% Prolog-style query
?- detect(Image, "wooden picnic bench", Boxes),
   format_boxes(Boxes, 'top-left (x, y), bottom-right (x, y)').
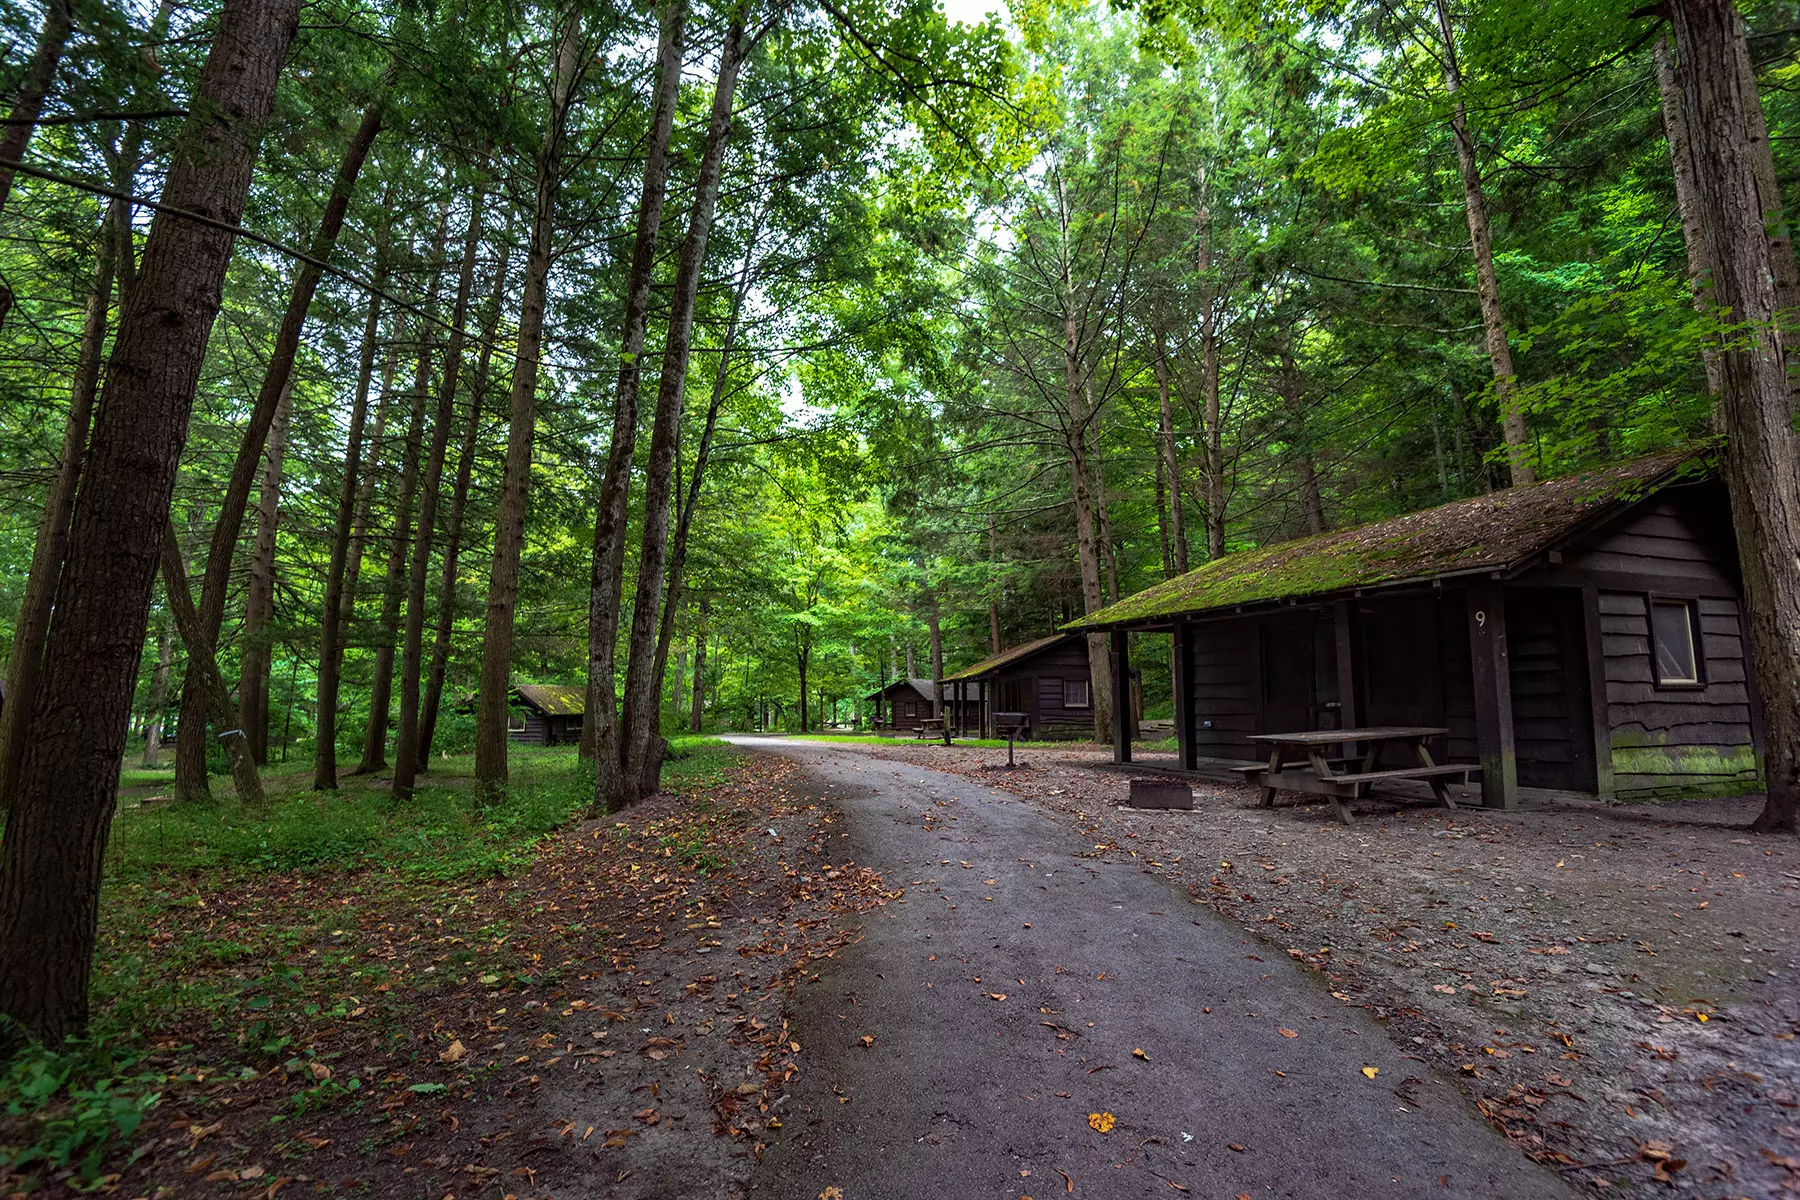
top-left (916, 717), bottom-right (946, 740)
top-left (1240, 727), bottom-right (1479, 826)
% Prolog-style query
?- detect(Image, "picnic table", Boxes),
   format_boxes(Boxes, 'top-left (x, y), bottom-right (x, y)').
top-left (1239, 726), bottom-right (1479, 826)
top-left (916, 717), bottom-right (946, 740)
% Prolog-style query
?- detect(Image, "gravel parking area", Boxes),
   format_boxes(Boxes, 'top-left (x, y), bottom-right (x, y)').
top-left (835, 738), bottom-right (1800, 1197)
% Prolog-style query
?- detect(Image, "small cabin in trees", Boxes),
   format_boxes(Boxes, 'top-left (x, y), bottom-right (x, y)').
top-left (865, 678), bottom-right (980, 733)
top-left (1071, 451), bottom-right (1765, 804)
top-left (508, 684), bottom-right (585, 746)
top-left (942, 634), bottom-right (1096, 739)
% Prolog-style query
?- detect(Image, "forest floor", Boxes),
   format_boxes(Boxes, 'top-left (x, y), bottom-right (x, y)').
top-left (0, 742), bottom-right (897, 1199)
top-left (822, 737), bottom-right (1800, 1197)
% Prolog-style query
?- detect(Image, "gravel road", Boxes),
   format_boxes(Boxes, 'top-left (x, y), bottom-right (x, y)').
top-left (735, 738), bottom-right (1570, 1200)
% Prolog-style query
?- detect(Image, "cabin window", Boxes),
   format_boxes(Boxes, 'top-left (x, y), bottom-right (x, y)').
top-left (903, 700), bottom-right (917, 718)
top-left (507, 713), bottom-right (527, 732)
top-left (1650, 598), bottom-right (1703, 687)
top-left (1063, 678), bottom-right (1090, 708)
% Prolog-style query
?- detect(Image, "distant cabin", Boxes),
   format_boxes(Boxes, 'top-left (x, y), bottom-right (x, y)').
top-left (509, 684), bottom-right (585, 746)
top-left (942, 634), bottom-right (1095, 739)
top-left (1072, 450), bottom-right (1765, 803)
top-left (864, 678), bottom-right (978, 733)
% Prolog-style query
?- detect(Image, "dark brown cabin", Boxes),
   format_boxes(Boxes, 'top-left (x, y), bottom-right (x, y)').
top-left (864, 678), bottom-right (979, 733)
top-left (1072, 451), bottom-right (1764, 804)
top-left (942, 634), bottom-right (1096, 739)
top-left (508, 684), bottom-right (585, 746)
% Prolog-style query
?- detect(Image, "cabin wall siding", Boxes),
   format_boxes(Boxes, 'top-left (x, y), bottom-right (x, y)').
top-left (1187, 616), bottom-right (1261, 760)
top-left (1594, 592), bottom-right (1757, 796)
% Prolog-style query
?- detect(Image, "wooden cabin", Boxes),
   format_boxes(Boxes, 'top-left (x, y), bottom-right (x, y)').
top-left (864, 678), bottom-right (980, 733)
top-left (508, 684), bottom-right (585, 746)
top-left (1071, 450), bottom-right (1765, 804)
top-left (942, 634), bottom-right (1097, 739)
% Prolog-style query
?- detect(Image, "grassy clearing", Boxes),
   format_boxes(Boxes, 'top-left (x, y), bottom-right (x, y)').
top-left (1, 737), bottom-right (737, 1187)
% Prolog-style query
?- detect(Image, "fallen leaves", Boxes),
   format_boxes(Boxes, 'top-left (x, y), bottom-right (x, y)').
top-left (438, 1039), bottom-right (468, 1064)
top-left (1360, 1066), bottom-right (1379, 1079)
top-left (1087, 1111), bottom-right (1116, 1133)
top-left (988, 992), bottom-right (1008, 1001)
top-left (1277, 1028), bottom-right (1299, 1038)
top-left (1132, 1047), bottom-right (1150, 1060)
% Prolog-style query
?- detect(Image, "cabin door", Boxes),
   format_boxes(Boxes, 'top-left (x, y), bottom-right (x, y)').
top-left (1259, 617), bottom-right (1315, 734)
top-left (1504, 588), bottom-right (1598, 792)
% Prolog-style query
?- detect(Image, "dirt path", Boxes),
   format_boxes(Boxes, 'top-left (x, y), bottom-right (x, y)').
top-left (735, 738), bottom-right (1569, 1200)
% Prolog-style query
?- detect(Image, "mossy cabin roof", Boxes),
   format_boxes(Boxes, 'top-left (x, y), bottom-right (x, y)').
top-left (944, 634), bottom-right (1078, 683)
top-left (1068, 449), bottom-right (1708, 630)
top-left (512, 684), bottom-right (585, 716)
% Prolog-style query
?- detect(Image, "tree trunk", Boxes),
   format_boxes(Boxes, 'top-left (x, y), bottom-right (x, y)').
top-left (476, 10), bottom-right (588, 795)
top-left (925, 593), bottom-right (946, 743)
top-left (1668, 0), bottom-right (1800, 834)
top-left (585, 0), bottom-right (687, 801)
top-left (1653, 35), bottom-right (1724, 397)
top-left (314, 277), bottom-right (386, 789)
top-left (394, 185), bottom-right (487, 798)
top-left (1278, 347), bottom-right (1326, 535)
top-left (0, 0), bottom-right (73, 327)
top-left (689, 594), bottom-right (708, 734)
top-left (988, 512), bottom-right (1004, 650)
top-left (238, 376), bottom-right (292, 764)
top-left (1433, 0), bottom-right (1533, 486)
top-left (159, 525), bottom-right (262, 804)
top-left (175, 96), bottom-right (385, 793)
top-left (0, 0), bottom-right (298, 1043)
top-left (0, 195), bottom-right (122, 805)
top-left (359, 312), bottom-right (433, 775)
top-left (1060, 265), bottom-right (1114, 741)
top-left (422, 230), bottom-right (511, 768)
top-left (619, 14), bottom-right (745, 799)
top-left (142, 615), bottom-right (172, 766)
top-left (1194, 172), bottom-right (1226, 561)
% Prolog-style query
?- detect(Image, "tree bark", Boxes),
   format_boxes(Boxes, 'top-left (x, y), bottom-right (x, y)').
top-left (689, 593), bottom-right (708, 734)
top-left (0, 193), bottom-right (121, 805)
top-left (1668, 0), bottom-right (1800, 834)
top-left (0, 0), bottom-right (297, 1043)
top-left (1152, 323), bottom-right (1187, 577)
top-left (1278, 347), bottom-right (1326, 535)
top-left (142, 614), bottom-right (172, 766)
top-left (359, 302), bottom-right (435, 775)
top-left (585, 0), bottom-right (687, 802)
top-left (175, 96), bottom-right (385, 793)
top-left (643, 230), bottom-right (758, 786)
top-left (237, 376), bottom-right (292, 764)
top-left (619, 15), bottom-right (746, 799)
top-left (1051, 169), bottom-right (1116, 744)
top-left (422, 230), bottom-right (511, 767)
top-left (1653, 35), bottom-right (1724, 397)
top-left (314, 275), bottom-right (386, 789)
top-left (394, 185), bottom-right (487, 798)
top-left (475, 10), bottom-right (588, 795)
top-left (1194, 169), bottom-right (1226, 560)
top-left (159, 525), bottom-right (262, 804)
top-left (1433, 0), bottom-right (1533, 486)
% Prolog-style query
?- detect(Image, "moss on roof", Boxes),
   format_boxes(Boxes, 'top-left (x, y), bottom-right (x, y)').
top-left (944, 634), bottom-right (1078, 682)
top-left (512, 684), bottom-right (585, 716)
top-left (1068, 449), bottom-right (1708, 630)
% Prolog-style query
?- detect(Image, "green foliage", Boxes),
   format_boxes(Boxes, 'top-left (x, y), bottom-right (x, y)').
top-left (0, 1041), bottom-right (161, 1188)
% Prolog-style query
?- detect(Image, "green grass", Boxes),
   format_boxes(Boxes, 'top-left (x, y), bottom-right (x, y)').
top-left (0, 737), bottom-right (740, 1185)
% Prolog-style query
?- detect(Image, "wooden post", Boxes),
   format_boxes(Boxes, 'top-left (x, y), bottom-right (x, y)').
top-left (1333, 600), bottom-right (1358, 729)
top-left (1580, 586), bottom-right (1616, 797)
top-left (1171, 619), bottom-right (1196, 770)
top-left (1111, 628), bottom-right (1131, 763)
top-left (1466, 579), bottom-right (1519, 809)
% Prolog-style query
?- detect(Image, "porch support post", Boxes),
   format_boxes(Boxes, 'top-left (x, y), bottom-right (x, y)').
top-left (1580, 585), bottom-right (1616, 797)
top-left (1171, 619), bottom-right (1196, 770)
top-left (1333, 600), bottom-right (1358, 730)
top-left (1467, 579), bottom-right (1519, 809)
top-left (1111, 628), bottom-right (1131, 763)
